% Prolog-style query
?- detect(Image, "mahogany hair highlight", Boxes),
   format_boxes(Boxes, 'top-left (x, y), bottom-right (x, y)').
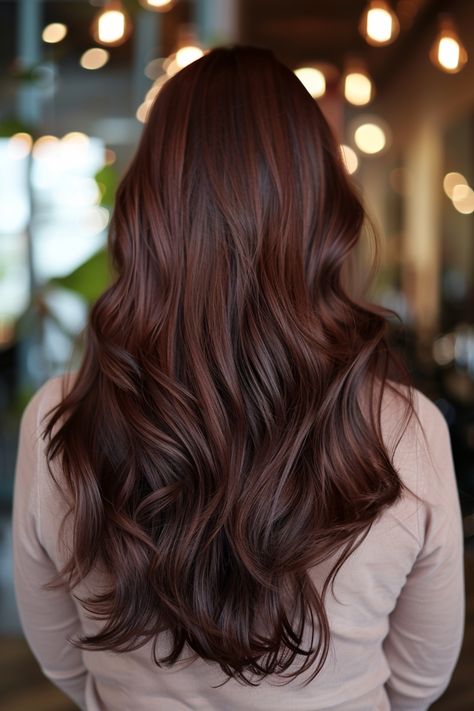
top-left (42, 45), bottom-right (417, 686)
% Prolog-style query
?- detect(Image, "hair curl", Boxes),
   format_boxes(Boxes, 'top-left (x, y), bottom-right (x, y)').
top-left (43, 45), bottom-right (416, 687)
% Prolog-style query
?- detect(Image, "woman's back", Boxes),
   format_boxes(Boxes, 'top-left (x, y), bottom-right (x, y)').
top-left (13, 373), bottom-right (464, 710)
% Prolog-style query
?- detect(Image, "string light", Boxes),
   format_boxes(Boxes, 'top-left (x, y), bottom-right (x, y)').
top-left (175, 45), bottom-right (204, 68)
top-left (294, 67), bottom-right (326, 99)
top-left (452, 186), bottom-right (474, 214)
top-left (42, 23), bottom-right (68, 44)
top-left (164, 55), bottom-right (180, 77)
top-left (171, 24), bottom-right (206, 72)
top-left (92, 1), bottom-right (132, 47)
top-left (443, 172), bottom-right (467, 199)
top-left (145, 75), bottom-right (168, 101)
top-left (354, 122), bottom-right (386, 155)
top-left (136, 100), bottom-right (153, 123)
top-left (444, 173), bottom-right (474, 214)
top-left (138, 0), bottom-right (176, 10)
top-left (145, 58), bottom-right (164, 79)
top-left (430, 15), bottom-right (467, 73)
top-left (340, 145), bottom-right (359, 174)
top-left (344, 71), bottom-right (373, 105)
top-left (80, 48), bottom-right (110, 70)
top-left (359, 1), bottom-right (400, 46)
top-left (342, 58), bottom-right (374, 106)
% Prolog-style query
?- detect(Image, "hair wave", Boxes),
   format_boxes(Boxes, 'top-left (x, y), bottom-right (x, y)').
top-left (43, 45), bottom-right (416, 686)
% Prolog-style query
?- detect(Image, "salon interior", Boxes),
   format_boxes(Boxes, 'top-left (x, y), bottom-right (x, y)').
top-left (0, 1), bottom-right (473, 708)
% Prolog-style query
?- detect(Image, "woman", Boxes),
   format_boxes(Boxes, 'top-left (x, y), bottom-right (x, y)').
top-left (13, 45), bottom-right (464, 710)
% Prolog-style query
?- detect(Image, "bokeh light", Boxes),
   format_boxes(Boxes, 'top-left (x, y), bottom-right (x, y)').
top-left (354, 122), bottom-right (386, 154)
top-left (175, 45), bottom-right (204, 68)
top-left (80, 48), bottom-right (110, 70)
top-left (443, 172), bottom-right (467, 199)
top-left (294, 67), bottom-right (326, 98)
top-left (42, 23), bottom-right (68, 44)
top-left (344, 71), bottom-right (373, 105)
top-left (7, 133), bottom-right (33, 161)
top-left (360, 1), bottom-right (400, 46)
top-left (340, 144), bottom-right (359, 174)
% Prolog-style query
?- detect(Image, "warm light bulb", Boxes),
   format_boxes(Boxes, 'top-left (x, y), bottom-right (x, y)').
top-left (452, 184), bottom-right (471, 202)
top-left (452, 185), bottom-right (474, 214)
top-left (80, 48), bottom-right (110, 70)
top-left (443, 172), bottom-right (467, 199)
top-left (340, 145), bottom-right (359, 174)
top-left (164, 56), bottom-right (180, 77)
top-left (360, 1), bottom-right (399, 46)
top-left (344, 71), bottom-right (373, 106)
top-left (430, 16), bottom-right (468, 73)
top-left (294, 67), bottom-right (326, 99)
top-left (93, 4), bottom-right (131, 46)
top-left (369, 8), bottom-right (392, 42)
top-left (139, 0), bottom-right (175, 10)
top-left (99, 11), bottom-right (124, 43)
top-left (439, 37), bottom-right (460, 70)
top-left (175, 45), bottom-right (204, 68)
top-left (42, 23), bottom-right (68, 44)
top-left (136, 101), bottom-right (153, 123)
top-left (145, 58), bottom-right (163, 79)
top-left (146, 75), bottom-right (168, 101)
top-left (354, 123), bottom-right (386, 155)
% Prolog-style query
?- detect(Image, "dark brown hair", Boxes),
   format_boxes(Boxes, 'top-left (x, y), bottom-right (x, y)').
top-left (43, 45), bottom-right (416, 686)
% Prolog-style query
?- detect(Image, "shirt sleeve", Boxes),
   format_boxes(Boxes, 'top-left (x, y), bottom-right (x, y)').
top-left (382, 393), bottom-right (465, 710)
top-left (12, 380), bottom-right (89, 711)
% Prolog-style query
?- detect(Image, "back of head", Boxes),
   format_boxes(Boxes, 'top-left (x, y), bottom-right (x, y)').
top-left (44, 44), bottom-right (414, 685)
top-left (109, 44), bottom-right (365, 353)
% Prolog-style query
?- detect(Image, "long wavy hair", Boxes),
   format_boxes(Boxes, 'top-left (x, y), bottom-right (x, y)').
top-left (43, 45), bottom-right (417, 686)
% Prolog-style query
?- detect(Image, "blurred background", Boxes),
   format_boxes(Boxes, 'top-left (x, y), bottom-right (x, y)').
top-left (0, 0), bottom-right (473, 708)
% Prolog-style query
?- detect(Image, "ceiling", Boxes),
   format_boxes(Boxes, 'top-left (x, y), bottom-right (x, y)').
top-left (0, 0), bottom-right (458, 94)
top-left (239, 0), bottom-right (445, 86)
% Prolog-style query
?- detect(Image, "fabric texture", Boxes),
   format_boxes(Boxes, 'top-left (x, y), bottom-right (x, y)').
top-left (12, 374), bottom-right (465, 710)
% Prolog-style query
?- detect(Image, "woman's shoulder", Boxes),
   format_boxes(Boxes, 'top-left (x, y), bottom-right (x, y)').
top-left (380, 380), bottom-right (456, 513)
top-left (22, 371), bottom-right (78, 429)
top-left (379, 379), bottom-right (449, 453)
top-left (17, 373), bottom-right (80, 558)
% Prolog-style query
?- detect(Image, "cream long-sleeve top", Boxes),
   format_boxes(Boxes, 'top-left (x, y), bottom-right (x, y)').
top-left (12, 374), bottom-right (465, 711)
